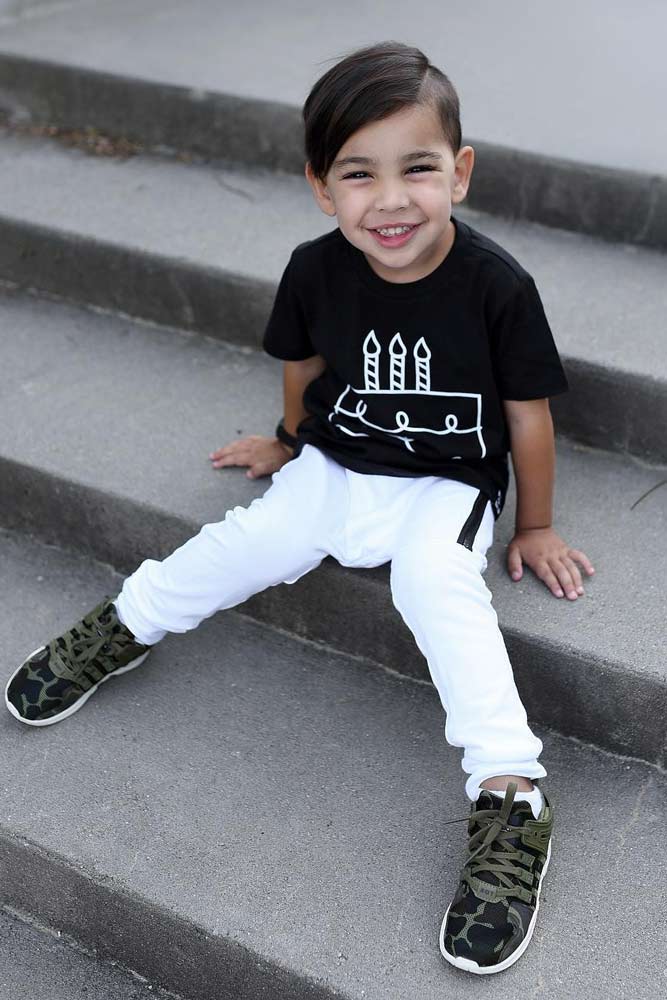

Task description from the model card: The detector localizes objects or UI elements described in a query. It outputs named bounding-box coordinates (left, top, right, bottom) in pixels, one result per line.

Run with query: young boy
left=5, top=41, right=593, bottom=975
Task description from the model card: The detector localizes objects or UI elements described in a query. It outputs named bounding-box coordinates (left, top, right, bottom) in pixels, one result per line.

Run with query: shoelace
left=47, top=607, right=132, bottom=682
left=445, top=783, right=537, bottom=901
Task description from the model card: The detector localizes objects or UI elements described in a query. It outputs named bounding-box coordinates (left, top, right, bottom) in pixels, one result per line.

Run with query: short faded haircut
left=303, top=40, right=462, bottom=180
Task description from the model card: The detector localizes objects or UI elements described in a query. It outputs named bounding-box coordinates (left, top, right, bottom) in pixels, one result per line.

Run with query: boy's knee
left=391, top=536, right=489, bottom=605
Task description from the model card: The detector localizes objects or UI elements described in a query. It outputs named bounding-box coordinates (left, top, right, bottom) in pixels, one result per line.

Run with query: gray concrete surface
left=3, top=64, right=665, bottom=251
left=0, top=130, right=666, bottom=462
left=0, top=0, right=91, bottom=22
left=0, top=907, right=171, bottom=998
left=1, top=60, right=665, bottom=250
left=1, top=1, right=666, bottom=246
left=0, top=0, right=665, bottom=176
left=0, top=8, right=663, bottom=993
left=0, top=287, right=665, bottom=763
left=0, top=527, right=666, bottom=1000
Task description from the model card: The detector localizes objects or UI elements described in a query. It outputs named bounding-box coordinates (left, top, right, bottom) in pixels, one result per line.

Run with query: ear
left=305, top=161, right=337, bottom=217
left=451, top=145, right=475, bottom=204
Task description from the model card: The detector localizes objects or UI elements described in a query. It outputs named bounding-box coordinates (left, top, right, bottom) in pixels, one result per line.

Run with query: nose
left=374, top=176, right=411, bottom=213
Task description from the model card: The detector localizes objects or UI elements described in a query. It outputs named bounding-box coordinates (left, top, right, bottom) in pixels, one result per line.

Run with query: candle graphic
left=414, top=337, right=431, bottom=391
left=363, top=330, right=381, bottom=390
left=329, top=328, right=485, bottom=459
left=389, top=333, right=407, bottom=390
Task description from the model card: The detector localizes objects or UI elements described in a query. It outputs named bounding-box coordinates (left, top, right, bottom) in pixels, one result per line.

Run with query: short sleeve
left=262, top=252, right=316, bottom=361
left=489, top=274, right=569, bottom=400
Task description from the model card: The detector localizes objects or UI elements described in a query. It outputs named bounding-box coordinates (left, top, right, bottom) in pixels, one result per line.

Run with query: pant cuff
left=114, top=593, right=167, bottom=647
left=464, top=761, right=547, bottom=801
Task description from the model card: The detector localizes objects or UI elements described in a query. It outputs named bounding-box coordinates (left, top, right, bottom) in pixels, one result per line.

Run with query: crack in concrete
left=215, top=174, right=255, bottom=202
left=165, top=270, right=195, bottom=329
left=618, top=774, right=653, bottom=849
left=632, top=174, right=663, bottom=244
left=531, top=972, right=546, bottom=997
left=0, top=902, right=184, bottom=997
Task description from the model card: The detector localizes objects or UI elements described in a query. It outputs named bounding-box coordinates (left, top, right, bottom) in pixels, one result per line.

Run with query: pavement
left=1, top=285, right=665, bottom=764
left=0, top=0, right=665, bottom=174
left=1, top=3, right=666, bottom=248
left=1, top=527, right=666, bottom=1000
left=0, top=2, right=665, bottom=994
left=0, top=130, right=665, bottom=461
left=0, top=905, right=173, bottom=999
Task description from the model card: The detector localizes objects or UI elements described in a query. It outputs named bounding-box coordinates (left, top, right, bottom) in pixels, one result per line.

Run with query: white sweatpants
left=115, top=443, right=545, bottom=798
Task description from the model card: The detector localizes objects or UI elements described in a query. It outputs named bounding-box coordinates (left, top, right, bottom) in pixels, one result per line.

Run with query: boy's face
left=305, top=103, right=474, bottom=284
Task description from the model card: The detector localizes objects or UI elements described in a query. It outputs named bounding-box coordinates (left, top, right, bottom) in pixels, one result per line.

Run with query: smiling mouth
left=368, top=223, right=422, bottom=248
left=370, top=223, right=421, bottom=235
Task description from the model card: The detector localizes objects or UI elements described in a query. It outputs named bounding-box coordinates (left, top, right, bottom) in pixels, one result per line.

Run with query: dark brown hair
left=303, top=41, right=462, bottom=180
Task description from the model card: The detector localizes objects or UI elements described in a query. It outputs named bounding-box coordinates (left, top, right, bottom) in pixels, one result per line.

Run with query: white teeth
left=376, top=225, right=413, bottom=236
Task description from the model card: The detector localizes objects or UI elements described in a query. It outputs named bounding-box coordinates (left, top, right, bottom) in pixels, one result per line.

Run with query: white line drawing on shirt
left=328, top=330, right=486, bottom=457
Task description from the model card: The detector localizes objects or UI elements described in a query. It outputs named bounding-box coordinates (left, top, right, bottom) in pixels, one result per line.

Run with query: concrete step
left=0, top=906, right=170, bottom=999
left=0, top=0, right=665, bottom=247
left=1, top=286, right=665, bottom=766
left=0, top=131, right=666, bottom=465
left=1, top=525, right=666, bottom=1000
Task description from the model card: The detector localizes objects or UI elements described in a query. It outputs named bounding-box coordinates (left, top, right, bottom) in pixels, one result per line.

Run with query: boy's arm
left=210, top=356, right=326, bottom=478
left=503, top=398, right=594, bottom=600
left=283, top=355, right=327, bottom=436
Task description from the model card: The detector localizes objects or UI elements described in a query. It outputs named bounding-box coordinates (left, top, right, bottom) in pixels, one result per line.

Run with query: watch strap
left=275, top=418, right=297, bottom=449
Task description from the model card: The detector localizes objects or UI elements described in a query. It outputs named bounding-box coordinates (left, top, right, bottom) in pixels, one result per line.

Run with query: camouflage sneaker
left=5, top=598, right=151, bottom=727
left=439, top=781, right=553, bottom=975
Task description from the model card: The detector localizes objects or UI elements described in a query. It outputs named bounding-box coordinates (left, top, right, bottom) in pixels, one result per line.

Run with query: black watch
left=275, top=418, right=297, bottom=449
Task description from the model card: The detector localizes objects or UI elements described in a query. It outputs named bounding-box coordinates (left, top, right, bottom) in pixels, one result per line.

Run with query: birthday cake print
left=328, top=330, right=487, bottom=457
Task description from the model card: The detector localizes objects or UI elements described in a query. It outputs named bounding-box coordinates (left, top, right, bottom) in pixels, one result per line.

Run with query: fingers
left=568, top=548, right=595, bottom=576
left=539, top=556, right=587, bottom=600
left=210, top=436, right=290, bottom=479
left=535, top=561, right=566, bottom=599
left=562, top=555, right=584, bottom=596
left=209, top=436, right=262, bottom=469
left=210, top=448, right=246, bottom=469
left=553, top=549, right=596, bottom=600
left=552, top=559, right=580, bottom=600
left=512, top=530, right=595, bottom=601
left=507, top=545, right=523, bottom=582
left=246, top=460, right=277, bottom=480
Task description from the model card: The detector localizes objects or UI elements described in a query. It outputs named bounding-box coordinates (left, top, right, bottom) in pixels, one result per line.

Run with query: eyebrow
left=332, top=150, right=443, bottom=172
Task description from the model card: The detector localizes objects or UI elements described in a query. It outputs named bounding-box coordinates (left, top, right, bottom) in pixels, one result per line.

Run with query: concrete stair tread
left=1, top=0, right=666, bottom=176
left=0, top=907, right=162, bottom=999
left=0, top=129, right=665, bottom=383
left=1, top=526, right=665, bottom=1000
left=1, top=286, right=665, bottom=702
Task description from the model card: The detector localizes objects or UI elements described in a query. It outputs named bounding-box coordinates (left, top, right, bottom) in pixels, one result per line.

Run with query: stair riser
left=0, top=831, right=338, bottom=1000
left=470, top=140, right=667, bottom=250
left=0, top=215, right=274, bottom=344
left=2, top=218, right=666, bottom=465
left=1, top=53, right=665, bottom=249
left=550, top=360, right=667, bottom=465
left=2, top=456, right=664, bottom=766
left=0, top=52, right=304, bottom=173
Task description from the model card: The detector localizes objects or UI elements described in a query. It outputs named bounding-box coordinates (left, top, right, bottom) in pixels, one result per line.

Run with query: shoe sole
left=439, top=837, right=552, bottom=975
left=4, top=645, right=151, bottom=727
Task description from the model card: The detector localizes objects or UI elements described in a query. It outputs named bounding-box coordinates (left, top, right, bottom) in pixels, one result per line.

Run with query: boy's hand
left=507, top=527, right=595, bottom=600
left=209, top=435, right=293, bottom=479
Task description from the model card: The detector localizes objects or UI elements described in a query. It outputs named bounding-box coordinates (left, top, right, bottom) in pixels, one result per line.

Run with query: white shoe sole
left=439, top=838, right=552, bottom=975
left=4, top=645, right=151, bottom=727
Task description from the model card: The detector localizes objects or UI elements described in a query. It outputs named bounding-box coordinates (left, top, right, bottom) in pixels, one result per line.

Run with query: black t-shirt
left=262, top=216, right=568, bottom=519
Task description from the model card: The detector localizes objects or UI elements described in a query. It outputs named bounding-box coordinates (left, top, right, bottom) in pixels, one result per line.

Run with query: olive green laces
left=47, top=601, right=136, bottom=685
left=446, top=782, right=541, bottom=906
